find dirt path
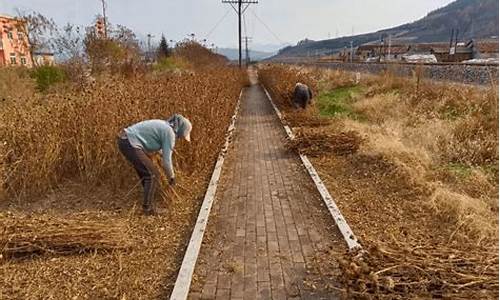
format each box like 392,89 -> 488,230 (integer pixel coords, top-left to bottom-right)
187,72 -> 345,299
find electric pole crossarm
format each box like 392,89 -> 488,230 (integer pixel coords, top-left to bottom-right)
228,3 -> 238,14
222,0 -> 258,68
222,0 -> 258,3
242,4 -> 252,14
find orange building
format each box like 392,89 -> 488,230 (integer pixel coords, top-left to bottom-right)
0,14 -> 32,67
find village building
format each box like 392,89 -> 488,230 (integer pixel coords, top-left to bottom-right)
33,50 -> 55,66
0,14 -> 32,67
355,44 -> 410,62
353,40 -> 499,63
429,41 -> 474,62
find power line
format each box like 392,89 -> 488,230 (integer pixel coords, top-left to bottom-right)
242,11 -> 248,38
204,7 -> 232,40
248,8 -> 287,46
250,10 -> 256,37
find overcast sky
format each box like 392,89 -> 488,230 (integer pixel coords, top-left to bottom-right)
1,0 -> 454,51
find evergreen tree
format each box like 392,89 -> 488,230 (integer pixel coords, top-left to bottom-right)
158,34 -> 170,58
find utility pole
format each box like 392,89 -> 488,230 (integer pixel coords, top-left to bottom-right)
388,35 -> 392,60
243,36 -> 252,65
100,0 -> 108,38
379,35 -> 384,62
222,0 -> 258,68
350,41 -> 353,63
449,29 -> 455,49
350,25 -> 354,63
147,33 -> 154,61
147,34 -> 152,52
238,1 -> 242,66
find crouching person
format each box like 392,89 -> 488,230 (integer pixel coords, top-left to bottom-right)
292,82 -> 313,109
118,114 -> 192,216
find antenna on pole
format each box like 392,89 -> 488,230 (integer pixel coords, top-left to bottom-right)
350,41 -> 353,63
100,0 -> 108,38
146,33 -> 155,62
222,0 -> 258,68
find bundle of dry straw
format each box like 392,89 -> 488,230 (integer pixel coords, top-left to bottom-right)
288,130 -> 361,157
335,240 -> 499,299
1,214 -> 133,257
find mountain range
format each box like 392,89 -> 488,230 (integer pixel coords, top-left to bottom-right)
216,47 -> 275,61
272,0 -> 499,59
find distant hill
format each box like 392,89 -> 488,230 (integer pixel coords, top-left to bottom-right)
217,48 -> 275,61
272,0 -> 499,59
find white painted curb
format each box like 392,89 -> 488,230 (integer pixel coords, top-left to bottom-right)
262,85 -> 361,251
170,90 -> 243,300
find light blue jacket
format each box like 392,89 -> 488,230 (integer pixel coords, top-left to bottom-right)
125,119 -> 176,178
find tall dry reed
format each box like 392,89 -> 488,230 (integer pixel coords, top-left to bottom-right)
0,68 -> 246,200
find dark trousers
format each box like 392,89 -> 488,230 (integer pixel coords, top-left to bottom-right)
118,137 -> 160,211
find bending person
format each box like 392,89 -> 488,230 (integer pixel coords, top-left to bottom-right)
118,114 -> 192,215
293,82 -> 313,109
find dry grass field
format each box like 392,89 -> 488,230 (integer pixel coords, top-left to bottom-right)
260,64 -> 498,299
0,45 -> 247,299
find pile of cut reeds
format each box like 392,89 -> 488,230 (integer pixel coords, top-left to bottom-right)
1,214 -> 133,257
334,239 -> 499,299
288,130 -> 361,157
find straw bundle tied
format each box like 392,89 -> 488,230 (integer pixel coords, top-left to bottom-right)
1,214 -> 133,257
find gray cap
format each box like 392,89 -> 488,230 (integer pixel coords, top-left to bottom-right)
167,114 -> 192,142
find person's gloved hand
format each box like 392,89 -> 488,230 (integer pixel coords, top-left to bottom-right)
169,177 -> 176,186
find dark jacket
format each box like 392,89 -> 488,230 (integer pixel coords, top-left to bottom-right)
292,83 -> 313,109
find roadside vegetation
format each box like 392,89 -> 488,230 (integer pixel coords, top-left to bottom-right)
316,86 -> 364,118
0,13 -> 247,298
259,64 -> 498,299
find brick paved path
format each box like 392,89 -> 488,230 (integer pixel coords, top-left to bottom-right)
189,76 -> 344,299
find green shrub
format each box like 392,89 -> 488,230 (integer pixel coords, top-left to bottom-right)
31,65 -> 66,92
317,85 -> 363,118
153,56 -> 189,72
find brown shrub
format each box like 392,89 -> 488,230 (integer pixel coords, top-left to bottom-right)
0,68 -> 246,200
0,67 -> 36,100
438,87 -> 499,166
429,187 -> 497,240
288,129 -> 361,157
259,64 -> 318,109
1,213 -> 132,257
174,41 -> 228,68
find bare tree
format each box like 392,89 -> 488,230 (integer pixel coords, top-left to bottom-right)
84,19 -> 141,74
53,23 -> 90,87
54,23 -> 85,60
15,9 -> 57,66
113,24 -> 140,56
